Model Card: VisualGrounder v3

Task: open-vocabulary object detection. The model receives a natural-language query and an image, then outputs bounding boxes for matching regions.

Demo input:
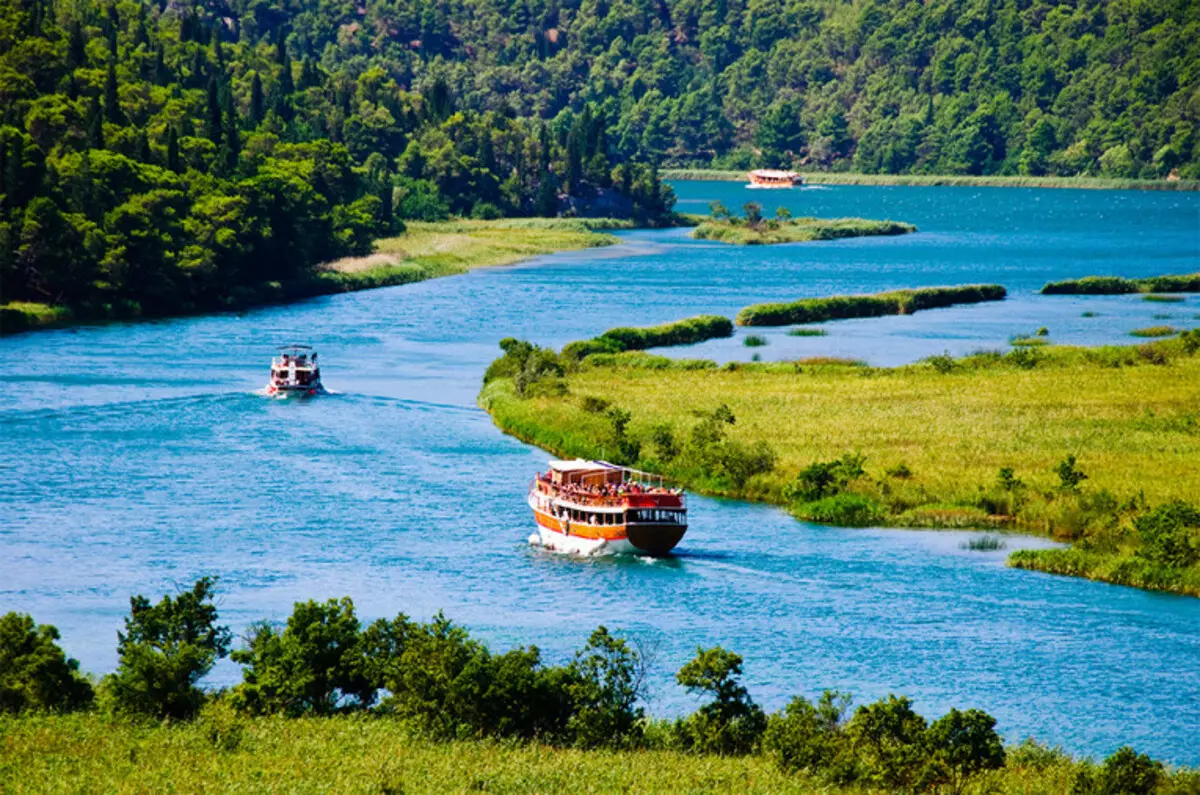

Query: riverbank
[0,219,637,336]
[3,713,1191,794]
[662,169,1200,191]
[479,337,1200,596]
[691,217,915,245]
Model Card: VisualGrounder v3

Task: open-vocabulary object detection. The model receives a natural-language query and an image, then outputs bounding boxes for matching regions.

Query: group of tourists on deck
[536,473,680,504]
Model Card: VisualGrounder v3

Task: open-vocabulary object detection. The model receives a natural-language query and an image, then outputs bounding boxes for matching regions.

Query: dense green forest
[2,0,1197,322]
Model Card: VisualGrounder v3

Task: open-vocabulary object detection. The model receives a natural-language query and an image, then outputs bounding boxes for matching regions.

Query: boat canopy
[547,459,666,488]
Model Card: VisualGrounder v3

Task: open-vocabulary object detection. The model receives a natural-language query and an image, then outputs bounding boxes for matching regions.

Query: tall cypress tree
[86,96,104,149]
[165,127,180,173]
[67,21,86,70]
[206,76,222,146]
[249,73,264,127]
[210,26,224,69]
[104,63,123,124]
[221,83,240,171]
[105,4,119,58]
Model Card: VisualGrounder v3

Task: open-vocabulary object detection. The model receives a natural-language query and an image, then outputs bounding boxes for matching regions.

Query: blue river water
[2,182,1199,764]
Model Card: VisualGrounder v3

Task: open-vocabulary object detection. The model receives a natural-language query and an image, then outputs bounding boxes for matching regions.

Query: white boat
[265,344,325,397]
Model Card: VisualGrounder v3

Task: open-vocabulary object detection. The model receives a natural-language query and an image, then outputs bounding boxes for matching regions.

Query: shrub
[926,352,956,373]
[483,338,565,396]
[997,467,1024,491]
[1007,346,1041,369]
[1182,329,1200,354]
[366,612,574,741]
[1135,501,1200,568]
[1056,455,1088,491]
[762,691,852,775]
[650,423,678,461]
[579,395,610,414]
[800,493,883,527]
[566,627,646,749]
[743,334,768,347]
[785,453,867,502]
[1036,326,1049,336]
[100,577,232,721]
[922,708,1006,794]
[736,284,1006,327]
[230,598,374,716]
[686,405,776,488]
[675,647,766,755]
[0,613,94,714]
[1074,747,1163,795]
[469,201,502,220]
[846,695,928,791]
[886,462,913,479]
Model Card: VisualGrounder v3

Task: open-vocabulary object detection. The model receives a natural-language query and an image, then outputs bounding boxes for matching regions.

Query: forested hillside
[1,0,1197,322]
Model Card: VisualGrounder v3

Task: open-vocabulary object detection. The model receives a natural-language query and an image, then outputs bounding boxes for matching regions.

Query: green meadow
[481,336,1200,596]
[691,217,915,245]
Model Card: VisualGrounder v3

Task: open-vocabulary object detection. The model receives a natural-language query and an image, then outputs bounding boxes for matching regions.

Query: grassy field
[2,712,1180,795]
[661,169,1200,191]
[0,219,631,336]
[691,217,915,245]
[481,339,1200,595]
[736,284,1006,326]
[1042,273,1200,295]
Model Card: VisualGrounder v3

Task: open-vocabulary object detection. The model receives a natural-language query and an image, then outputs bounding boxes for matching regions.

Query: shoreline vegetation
[2,584,1195,793]
[0,218,642,335]
[479,331,1200,597]
[737,284,1007,327]
[1041,273,1200,295]
[692,216,916,245]
[662,169,1200,191]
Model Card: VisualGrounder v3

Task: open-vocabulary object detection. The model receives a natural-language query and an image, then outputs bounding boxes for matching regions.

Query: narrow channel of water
[2,183,1198,764]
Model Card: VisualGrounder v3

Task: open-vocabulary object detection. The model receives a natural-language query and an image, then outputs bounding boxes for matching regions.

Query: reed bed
[562,316,734,360]
[1129,326,1178,338]
[1041,273,1200,295]
[736,284,1006,327]
[691,217,915,245]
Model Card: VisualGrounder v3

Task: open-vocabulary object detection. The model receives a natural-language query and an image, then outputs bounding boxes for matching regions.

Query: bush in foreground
[0,613,94,714]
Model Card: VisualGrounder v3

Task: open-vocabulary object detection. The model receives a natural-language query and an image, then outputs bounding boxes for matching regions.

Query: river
[2,182,1198,764]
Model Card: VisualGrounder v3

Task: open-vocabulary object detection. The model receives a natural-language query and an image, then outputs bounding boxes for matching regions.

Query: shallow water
[2,183,1199,764]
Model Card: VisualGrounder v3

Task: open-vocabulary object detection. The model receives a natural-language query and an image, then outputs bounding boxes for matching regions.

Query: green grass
[1010,336,1050,346]
[736,284,1007,327]
[480,339,1200,596]
[1041,273,1200,295]
[744,334,768,347]
[662,169,1200,191]
[7,713,1191,794]
[1144,294,1187,303]
[1130,326,1178,338]
[788,327,828,337]
[691,217,916,245]
[0,302,76,334]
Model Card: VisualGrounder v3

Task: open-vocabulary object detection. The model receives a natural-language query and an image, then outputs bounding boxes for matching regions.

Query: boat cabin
[270,344,321,388]
[748,169,802,187]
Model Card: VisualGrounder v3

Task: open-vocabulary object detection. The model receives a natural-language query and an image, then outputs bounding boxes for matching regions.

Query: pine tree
[211,26,223,69]
[135,128,151,162]
[221,84,240,170]
[105,4,119,59]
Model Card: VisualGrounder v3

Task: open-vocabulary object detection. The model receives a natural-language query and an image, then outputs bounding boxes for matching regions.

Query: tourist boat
[748,169,803,188]
[527,460,688,556]
[265,344,325,397]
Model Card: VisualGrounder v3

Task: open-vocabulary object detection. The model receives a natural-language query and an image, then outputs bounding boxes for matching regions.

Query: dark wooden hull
[626,523,688,556]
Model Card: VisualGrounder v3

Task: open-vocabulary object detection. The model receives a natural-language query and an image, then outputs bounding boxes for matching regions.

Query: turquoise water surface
[2,182,1199,764]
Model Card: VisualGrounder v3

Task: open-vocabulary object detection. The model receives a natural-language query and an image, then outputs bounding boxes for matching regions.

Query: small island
[691,201,916,245]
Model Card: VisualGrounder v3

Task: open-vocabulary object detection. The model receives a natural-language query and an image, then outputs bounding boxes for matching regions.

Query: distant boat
[528,459,688,556]
[748,169,803,188]
[265,344,325,397]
